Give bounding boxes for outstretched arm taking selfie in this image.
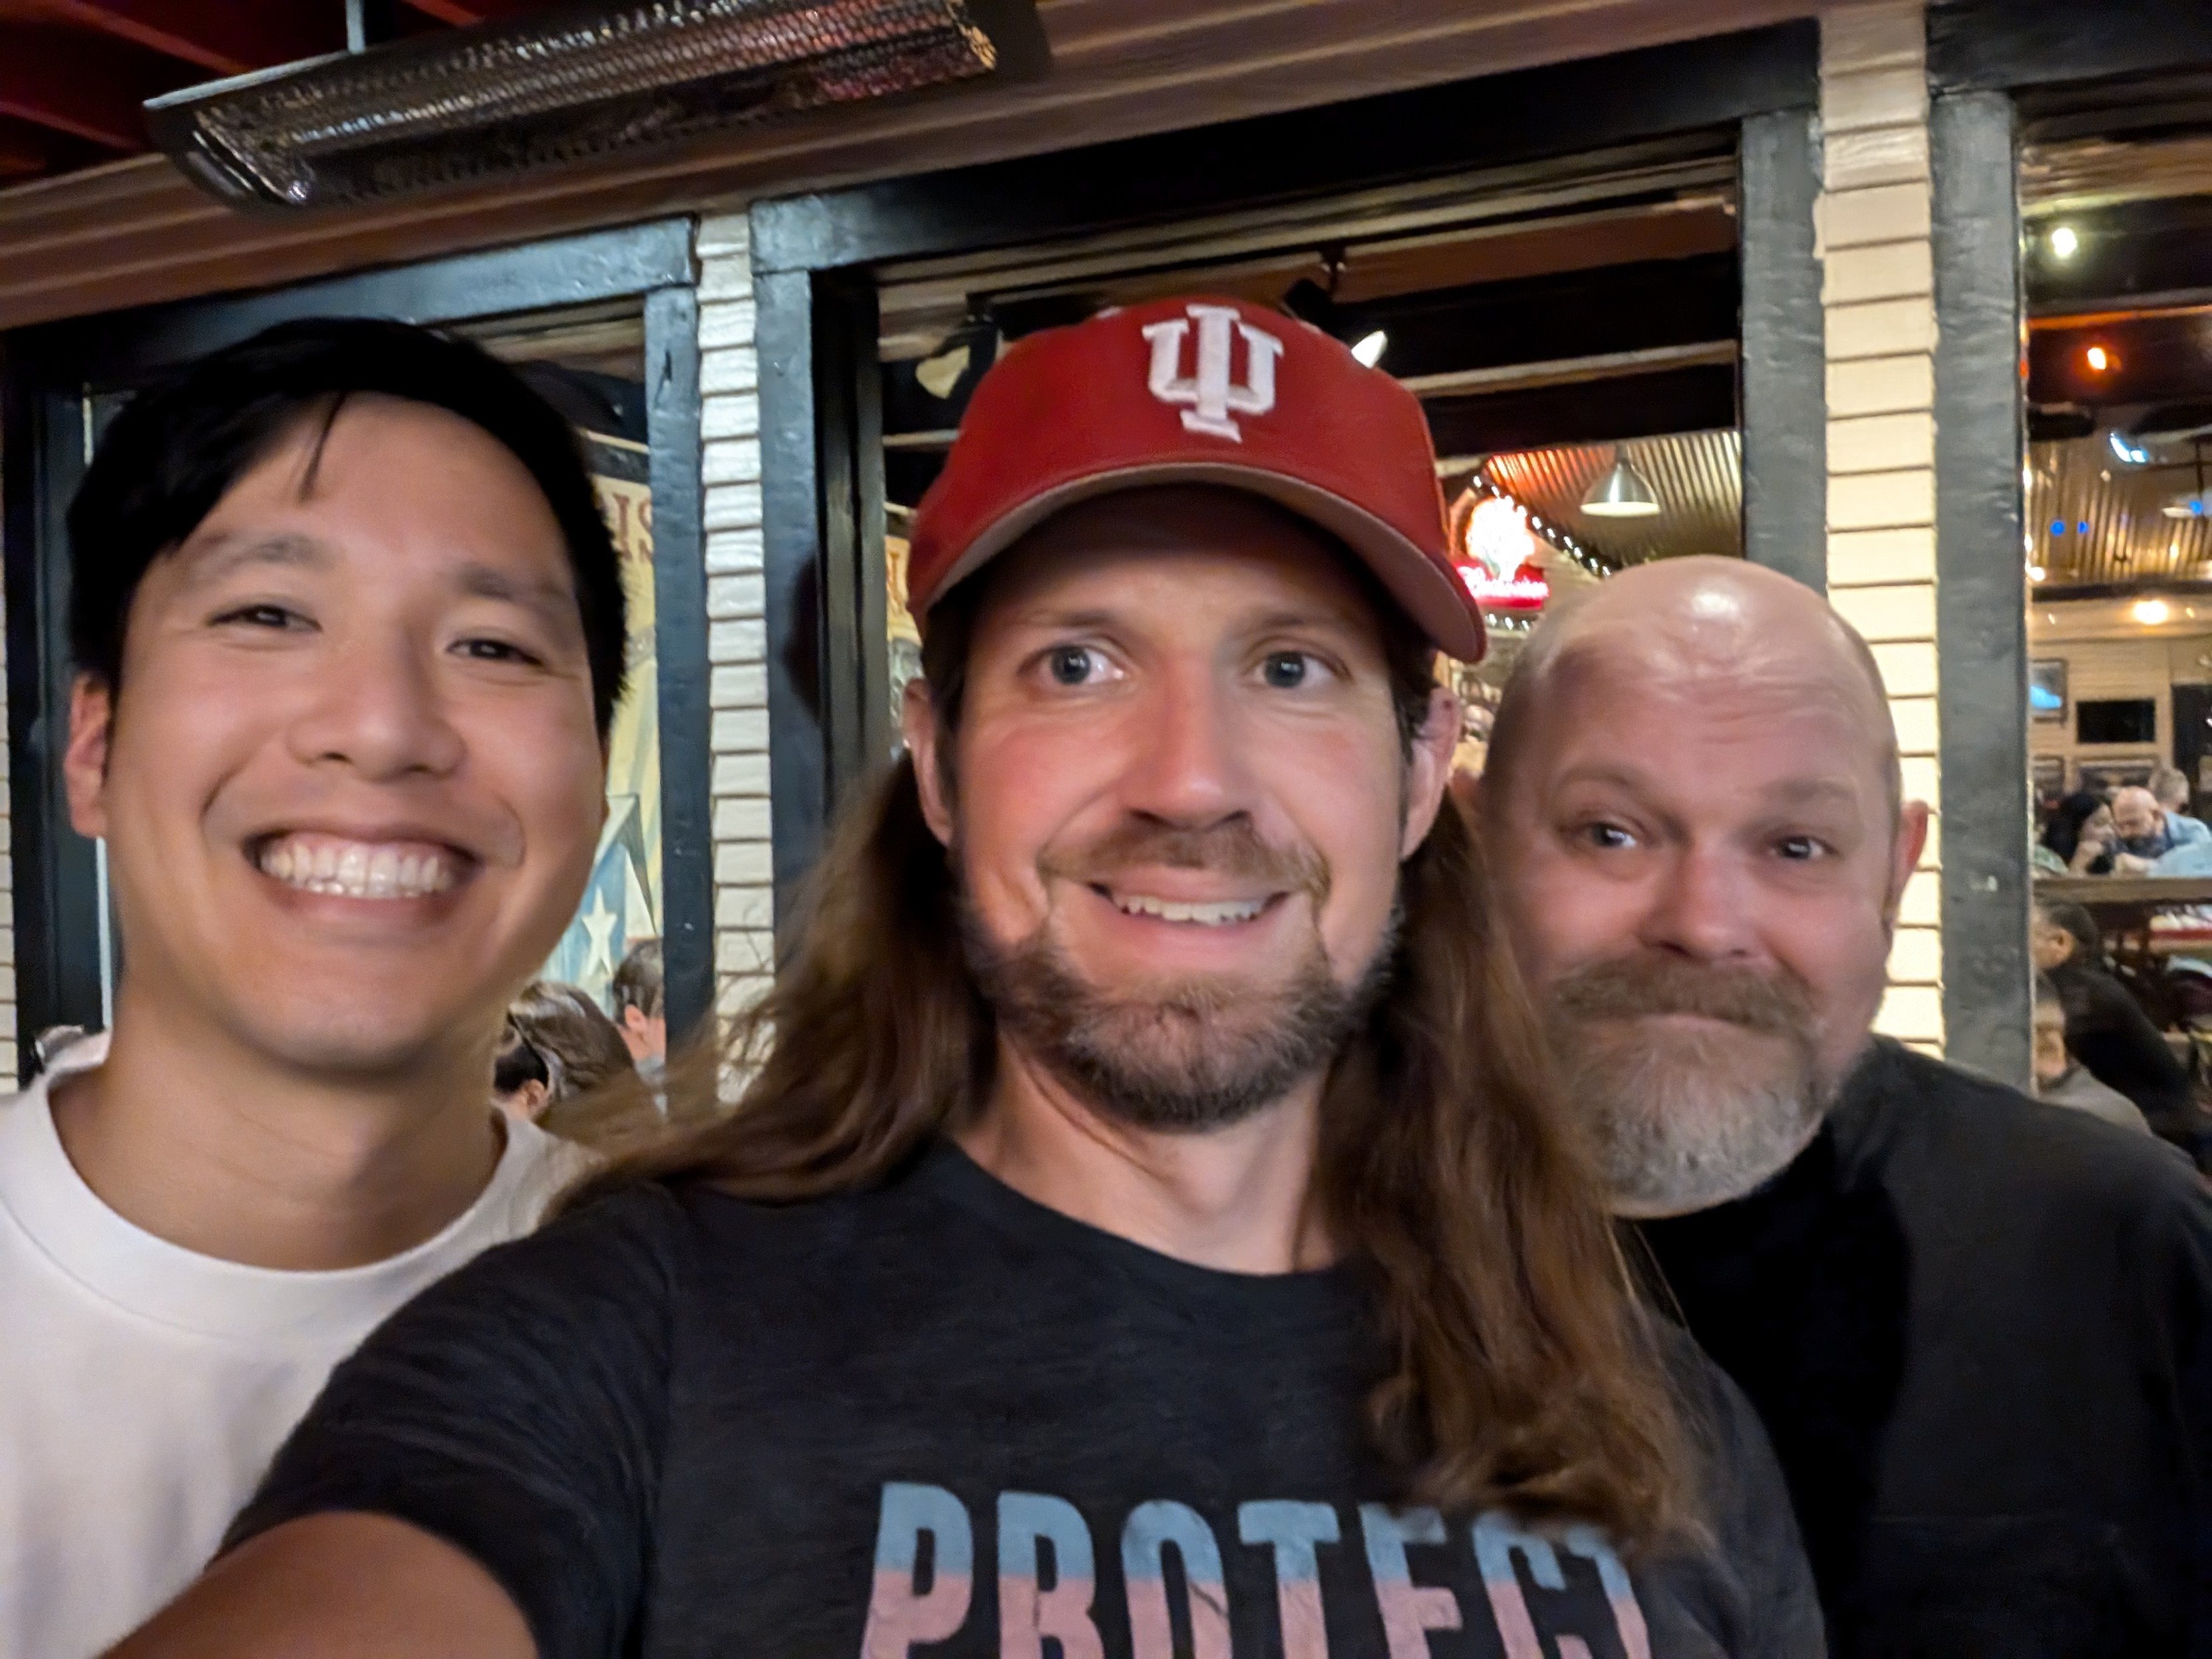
[107,1515,534,1659]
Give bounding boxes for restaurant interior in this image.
[2016,112,2212,1155]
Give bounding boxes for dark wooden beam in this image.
[0,27,188,150]
[39,1,339,76]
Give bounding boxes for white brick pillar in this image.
[697,213,776,1020]
[1818,1,1945,1051]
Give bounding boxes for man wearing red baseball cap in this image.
[114,299,1817,1658]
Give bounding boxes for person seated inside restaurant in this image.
[2153,766,2212,843]
[2032,973,2152,1133]
[2038,789,2118,875]
[2111,784,2203,869]
[2032,899,2205,1161]
[2145,778,2212,878]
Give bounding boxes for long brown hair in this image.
[567,568,1688,1547]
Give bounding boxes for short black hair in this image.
[68,317,628,736]
[611,935,665,1018]
[2036,898,2102,959]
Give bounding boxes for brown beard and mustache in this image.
[1544,954,1835,1215]
[960,819,1396,1133]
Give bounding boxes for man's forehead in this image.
[1545,633,1876,728]
[1529,647,1889,801]
[984,494,1380,623]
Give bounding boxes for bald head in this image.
[1488,557,1902,816]
[2112,786,2163,845]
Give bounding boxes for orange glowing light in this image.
[2085,345,2117,373]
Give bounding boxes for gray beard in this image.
[961,897,1396,1134]
[1561,1023,1829,1215]
[1543,957,1833,1215]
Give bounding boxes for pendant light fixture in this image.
[1581,452,1663,518]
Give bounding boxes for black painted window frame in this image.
[0,220,716,1060]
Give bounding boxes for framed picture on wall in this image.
[2078,756,2159,796]
[2030,658,2068,724]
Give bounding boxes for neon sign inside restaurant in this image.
[1453,492,1551,611]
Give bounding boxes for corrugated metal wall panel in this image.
[2028,434,2212,587]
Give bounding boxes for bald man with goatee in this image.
[1477,557,2212,1658]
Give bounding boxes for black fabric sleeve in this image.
[224,1183,687,1659]
[1664,1332,1830,1658]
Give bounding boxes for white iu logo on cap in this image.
[1142,303,1285,442]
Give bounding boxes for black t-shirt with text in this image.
[232,1141,1823,1658]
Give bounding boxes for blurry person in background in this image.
[2112,784,2192,868]
[609,935,667,1084]
[1480,555,2212,1656]
[2032,899,2203,1157]
[0,318,623,1658]
[2040,790,2117,875]
[2152,766,2211,845]
[2032,973,2151,1133]
[492,980,640,1143]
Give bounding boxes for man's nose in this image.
[1639,845,1761,963]
[1118,665,1257,826]
[284,634,466,782]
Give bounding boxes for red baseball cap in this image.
[905,295,1484,661]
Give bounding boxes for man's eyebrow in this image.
[1551,761,1658,794]
[998,604,1121,633]
[176,531,331,587]
[1245,605,1368,635]
[455,562,581,630]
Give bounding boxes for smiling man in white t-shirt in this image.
[0,319,623,1657]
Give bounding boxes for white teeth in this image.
[256,835,458,901]
[1112,893,1268,926]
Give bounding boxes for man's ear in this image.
[63,674,116,841]
[1885,798,1933,927]
[1400,684,1462,860]
[902,677,956,848]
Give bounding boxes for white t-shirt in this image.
[0,1036,584,1657]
